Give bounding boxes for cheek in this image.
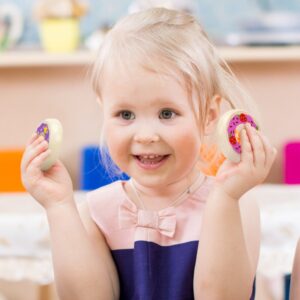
[179,135,201,158]
[172,125,201,157]
[105,125,130,165]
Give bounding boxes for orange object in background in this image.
[198,144,225,176]
[0,149,25,192]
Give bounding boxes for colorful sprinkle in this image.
[36,123,50,142]
[227,113,258,154]
[229,136,237,145]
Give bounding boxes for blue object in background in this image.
[80,145,129,190]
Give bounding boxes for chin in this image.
[132,174,169,188]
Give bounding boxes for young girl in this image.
[21,7,276,300]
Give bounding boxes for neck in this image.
[129,169,205,210]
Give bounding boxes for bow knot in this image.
[119,200,176,238]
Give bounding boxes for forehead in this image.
[100,63,188,105]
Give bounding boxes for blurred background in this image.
[1,0,300,299]
[1,0,300,48]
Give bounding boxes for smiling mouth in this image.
[133,154,170,166]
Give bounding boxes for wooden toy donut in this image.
[216,109,259,163]
[36,118,63,171]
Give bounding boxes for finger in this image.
[246,124,265,167]
[28,134,45,149]
[23,135,46,167]
[240,126,253,164]
[28,149,51,171]
[21,139,49,172]
[256,130,277,168]
[24,150,52,186]
[26,132,39,146]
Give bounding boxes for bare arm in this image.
[20,133,119,300]
[290,240,300,300]
[194,124,274,299]
[47,200,119,300]
[194,192,260,300]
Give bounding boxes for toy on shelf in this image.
[36,119,63,171]
[284,142,300,184]
[34,0,88,53]
[0,3,23,51]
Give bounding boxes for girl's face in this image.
[101,65,202,188]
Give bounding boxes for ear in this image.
[204,94,222,136]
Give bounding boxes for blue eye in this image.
[120,110,135,120]
[159,109,176,119]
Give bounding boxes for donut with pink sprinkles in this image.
[228,112,258,154]
[217,109,259,163]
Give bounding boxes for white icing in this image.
[39,119,63,171]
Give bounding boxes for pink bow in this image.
[119,200,177,238]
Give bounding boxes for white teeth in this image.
[140,154,161,159]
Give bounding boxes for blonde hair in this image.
[91,7,258,175]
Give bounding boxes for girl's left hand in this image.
[215,123,277,200]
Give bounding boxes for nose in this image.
[133,129,160,144]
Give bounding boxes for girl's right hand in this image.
[21,133,74,210]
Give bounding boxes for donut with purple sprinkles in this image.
[34,119,63,171]
[36,123,50,142]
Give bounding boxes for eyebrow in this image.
[150,98,179,107]
[109,102,135,111]
[109,97,180,110]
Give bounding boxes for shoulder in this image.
[198,176,217,205]
[86,180,127,233]
[193,175,217,201]
[87,180,125,203]
[87,180,125,215]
